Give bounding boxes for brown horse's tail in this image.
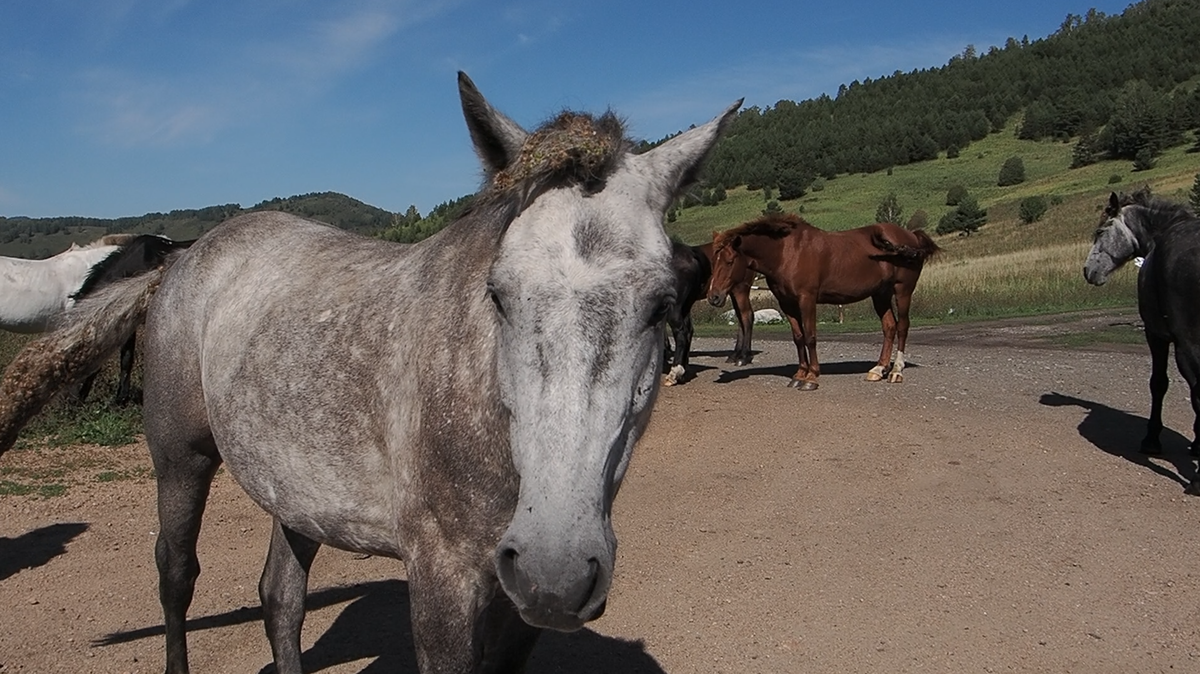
[871,228,941,262]
[0,259,178,457]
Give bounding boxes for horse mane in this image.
[714,213,808,251]
[73,235,194,300]
[1122,189,1197,233]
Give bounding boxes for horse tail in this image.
[871,228,941,262]
[0,251,184,456]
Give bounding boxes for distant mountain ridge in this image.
[0,192,400,258]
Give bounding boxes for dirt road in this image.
[3,312,1199,673]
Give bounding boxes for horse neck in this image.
[1123,210,1159,257]
[735,232,787,276]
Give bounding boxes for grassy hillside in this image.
[672,121,1199,326]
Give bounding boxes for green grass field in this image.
[670,121,1198,325]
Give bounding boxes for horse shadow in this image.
[97,579,665,673]
[714,359,914,384]
[0,522,88,581]
[1039,392,1197,488]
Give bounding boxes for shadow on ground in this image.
[97,579,665,673]
[0,521,88,581]
[1039,392,1197,490]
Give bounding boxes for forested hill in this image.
[693,0,1200,199]
[0,192,404,258]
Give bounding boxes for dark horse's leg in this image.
[153,437,222,674]
[1141,334,1171,456]
[663,314,693,386]
[260,521,322,673]
[728,281,755,366]
[479,593,543,673]
[113,332,137,405]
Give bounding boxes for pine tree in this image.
[998,156,1026,186]
[875,192,903,224]
[1189,173,1200,213]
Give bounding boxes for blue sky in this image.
[1,0,1133,219]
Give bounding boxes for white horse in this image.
[0,236,133,333]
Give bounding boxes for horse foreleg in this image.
[729,284,755,365]
[1142,334,1171,455]
[260,521,322,674]
[479,593,543,673]
[408,555,494,673]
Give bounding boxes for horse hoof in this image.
[1186,481,1200,497]
[1140,439,1163,456]
[661,377,676,386]
[788,379,818,391]
[888,372,903,384]
[865,372,883,382]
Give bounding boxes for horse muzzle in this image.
[707,290,728,307]
[494,531,614,631]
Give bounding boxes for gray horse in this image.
[1084,189,1200,495]
[0,73,738,672]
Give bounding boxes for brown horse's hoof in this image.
[888,371,903,384]
[788,379,819,391]
[865,371,884,382]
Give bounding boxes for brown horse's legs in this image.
[890,289,915,383]
[866,294,897,382]
[785,298,819,391]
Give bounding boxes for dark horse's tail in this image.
[871,228,941,262]
[0,235,192,455]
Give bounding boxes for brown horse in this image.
[707,213,939,390]
[697,241,758,365]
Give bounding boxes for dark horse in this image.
[0,73,739,672]
[73,234,194,404]
[708,213,939,390]
[661,240,756,386]
[1084,190,1200,494]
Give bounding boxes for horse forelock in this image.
[489,111,629,204]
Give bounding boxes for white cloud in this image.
[74,1,458,147]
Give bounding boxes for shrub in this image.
[906,210,929,231]
[1133,147,1157,171]
[998,156,1026,186]
[946,184,969,206]
[937,196,987,236]
[1019,196,1048,224]
[1108,174,1123,185]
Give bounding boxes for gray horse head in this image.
[459,74,740,630]
[1084,192,1145,286]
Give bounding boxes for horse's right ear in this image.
[1107,192,1120,216]
[457,72,529,179]
[629,99,742,214]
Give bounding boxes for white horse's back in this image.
[0,245,120,332]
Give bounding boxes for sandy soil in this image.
[3,310,1200,673]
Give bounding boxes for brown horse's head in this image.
[706,229,750,307]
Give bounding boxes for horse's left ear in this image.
[630,99,742,213]
[1107,192,1120,216]
[457,72,530,180]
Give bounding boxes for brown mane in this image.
[714,212,809,252]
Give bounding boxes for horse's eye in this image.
[649,297,673,327]
[487,283,506,318]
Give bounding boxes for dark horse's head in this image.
[458,73,743,631]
